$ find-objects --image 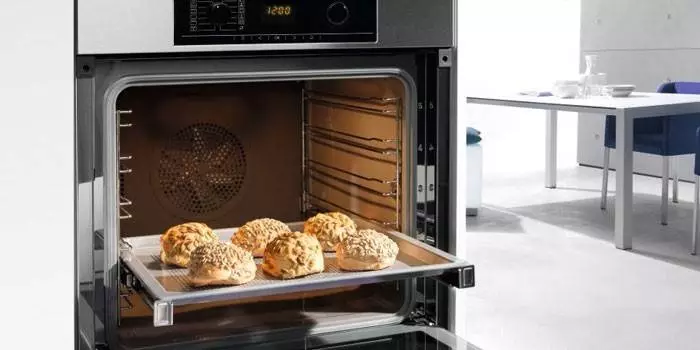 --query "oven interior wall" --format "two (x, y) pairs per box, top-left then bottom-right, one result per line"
(118, 82), (304, 237)
(115, 77), (410, 349)
(117, 77), (406, 237)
